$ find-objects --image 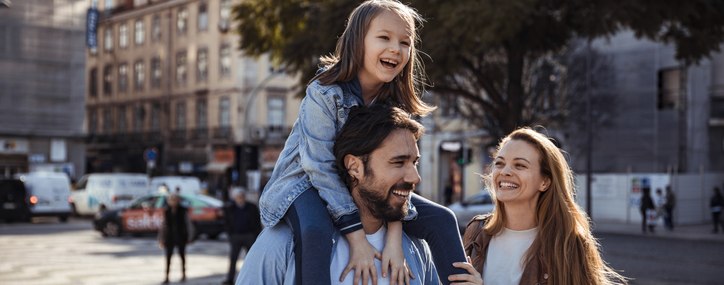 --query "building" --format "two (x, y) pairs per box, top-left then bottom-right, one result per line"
(0, 0), (88, 179)
(570, 31), (724, 174)
(85, 0), (300, 196)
